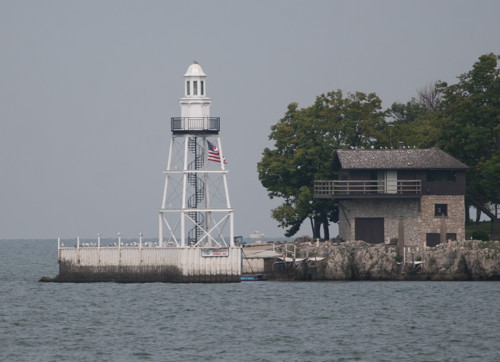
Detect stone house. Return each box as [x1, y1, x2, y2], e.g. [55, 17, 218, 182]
[314, 147, 469, 248]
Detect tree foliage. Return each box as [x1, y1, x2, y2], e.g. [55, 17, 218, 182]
[386, 82, 443, 149]
[387, 54, 499, 208]
[258, 91, 385, 238]
[437, 53, 500, 205]
[387, 99, 425, 124]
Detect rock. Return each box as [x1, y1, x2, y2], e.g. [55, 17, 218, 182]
[291, 239, 500, 281]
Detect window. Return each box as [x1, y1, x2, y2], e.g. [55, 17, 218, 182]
[193, 81, 198, 95]
[427, 171, 456, 182]
[201, 80, 204, 95]
[435, 204, 448, 217]
[426, 233, 439, 247]
[186, 81, 190, 96]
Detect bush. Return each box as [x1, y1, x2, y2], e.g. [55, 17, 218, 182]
[471, 230, 490, 241]
[394, 255, 403, 263]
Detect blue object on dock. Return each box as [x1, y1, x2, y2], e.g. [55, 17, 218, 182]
[241, 275, 269, 281]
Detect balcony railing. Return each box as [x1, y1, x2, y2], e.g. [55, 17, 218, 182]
[171, 117, 220, 133]
[314, 180, 422, 199]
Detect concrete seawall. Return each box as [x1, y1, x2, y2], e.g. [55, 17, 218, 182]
[43, 246, 242, 283]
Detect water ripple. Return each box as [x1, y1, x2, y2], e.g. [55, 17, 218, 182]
[0, 240, 499, 361]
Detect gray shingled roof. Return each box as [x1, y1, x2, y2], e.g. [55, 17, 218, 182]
[335, 147, 469, 170]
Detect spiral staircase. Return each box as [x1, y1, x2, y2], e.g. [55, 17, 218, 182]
[187, 137, 205, 245]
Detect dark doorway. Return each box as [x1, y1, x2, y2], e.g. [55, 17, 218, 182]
[355, 218, 384, 244]
[426, 233, 457, 247]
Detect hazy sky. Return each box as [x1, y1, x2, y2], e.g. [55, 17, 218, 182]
[1, 0, 498, 240]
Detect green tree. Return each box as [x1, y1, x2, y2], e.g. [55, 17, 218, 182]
[386, 83, 442, 149]
[258, 90, 386, 238]
[437, 53, 500, 213]
[387, 110, 442, 149]
[387, 99, 425, 124]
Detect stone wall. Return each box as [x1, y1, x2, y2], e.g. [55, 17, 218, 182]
[338, 199, 420, 246]
[418, 195, 466, 247]
[290, 240, 500, 281]
[338, 196, 466, 248]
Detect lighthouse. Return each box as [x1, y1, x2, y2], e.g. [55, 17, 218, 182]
[51, 62, 241, 283]
[159, 62, 234, 248]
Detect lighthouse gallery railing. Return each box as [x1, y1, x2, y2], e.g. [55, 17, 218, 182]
[171, 117, 220, 132]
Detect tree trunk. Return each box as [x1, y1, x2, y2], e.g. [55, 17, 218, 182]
[322, 216, 330, 240]
[313, 216, 321, 239]
[469, 197, 498, 221]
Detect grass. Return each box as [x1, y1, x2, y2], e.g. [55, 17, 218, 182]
[465, 220, 499, 241]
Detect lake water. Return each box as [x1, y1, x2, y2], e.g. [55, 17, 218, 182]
[1, 239, 499, 361]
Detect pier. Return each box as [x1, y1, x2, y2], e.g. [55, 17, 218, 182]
[52, 237, 241, 283]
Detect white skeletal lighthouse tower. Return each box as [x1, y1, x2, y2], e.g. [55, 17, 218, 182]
[159, 62, 234, 247]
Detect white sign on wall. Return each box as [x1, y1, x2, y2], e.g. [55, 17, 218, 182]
[201, 248, 229, 257]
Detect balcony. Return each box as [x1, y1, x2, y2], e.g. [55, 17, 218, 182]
[171, 117, 220, 134]
[314, 179, 421, 199]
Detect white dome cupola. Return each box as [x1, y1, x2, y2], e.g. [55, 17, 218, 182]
[184, 61, 207, 97]
[180, 61, 211, 119]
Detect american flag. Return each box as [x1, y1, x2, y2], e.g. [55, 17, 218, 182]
[207, 140, 227, 163]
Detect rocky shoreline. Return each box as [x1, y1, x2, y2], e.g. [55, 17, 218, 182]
[273, 239, 500, 281]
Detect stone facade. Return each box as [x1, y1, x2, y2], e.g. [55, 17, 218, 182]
[338, 199, 420, 246]
[418, 195, 465, 248]
[337, 195, 465, 248]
